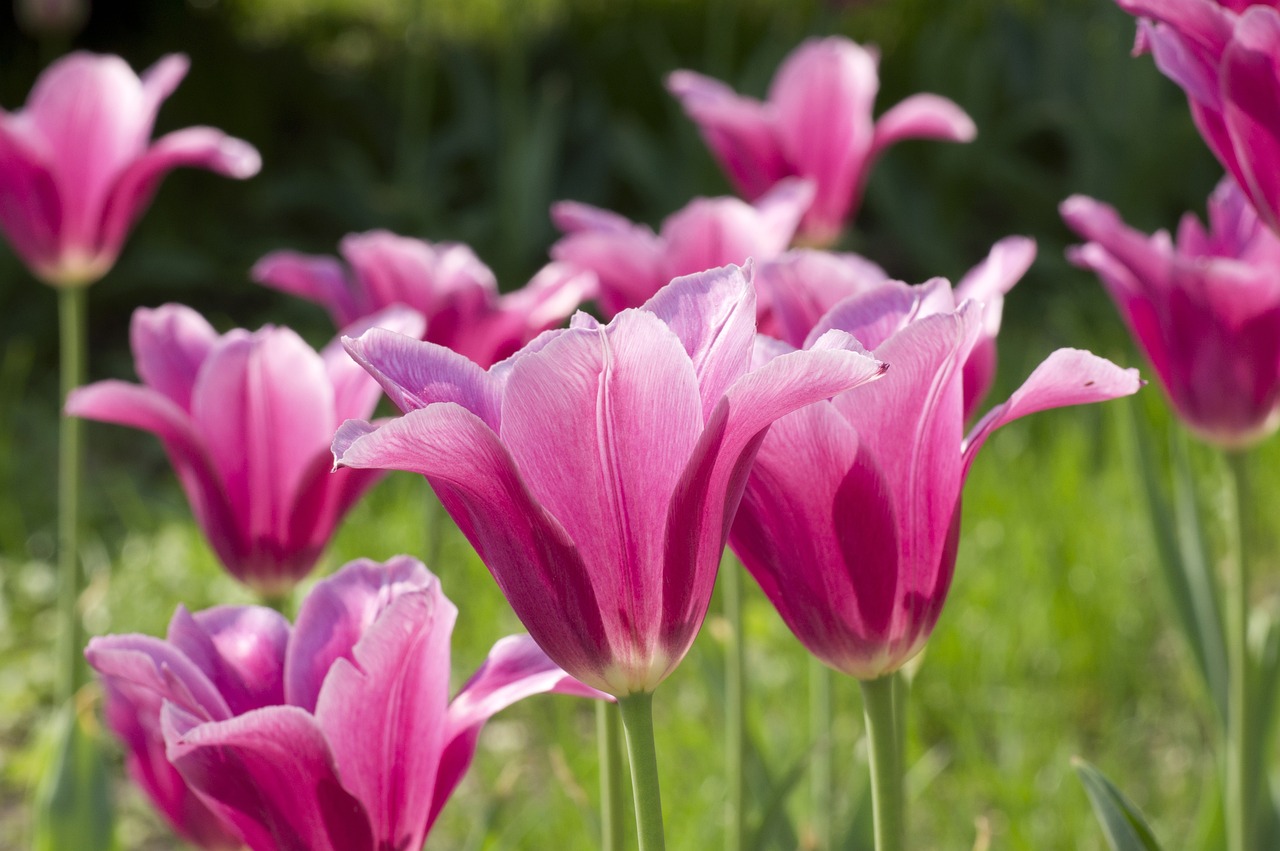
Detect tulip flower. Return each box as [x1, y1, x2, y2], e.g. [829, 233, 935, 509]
[667, 36, 976, 246]
[253, 230, 597, 368]
[0, 52, 260, 287]
[66, 304, 424, 595]
[332, 264, 886, 696]
[85, 555, 607, 851]
[730, 279, 1142, 681]
[754, 236, 1036, 420]
[550, 178, 812, 316]
[1119, 1, 1280, 233]
[1062, 179, 1280, 447]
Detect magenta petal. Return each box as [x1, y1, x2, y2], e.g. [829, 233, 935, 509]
[549, 201, 665, 316]
[342, 327, 500, 427]
[870, 92, 977, 158]
[501, 310, 704, 692]
[252, 250, 362, 328]
[479, 262, 599, 366]
[333, 408, 611, 689]
[85, 635, 233, 723]
[1222, 7, 1280, 234]
[313, 575, 455, 851]
[640, 264, 756, 419]
[753, 250, 889, 346]
[429, 635, 611, 829]
[0, 119, 62, 278]
[324, 306, 427, 424]
[665, 69, 788, 200]
[163, 704, 374, 851]
[167, 605, 290, 715]
[963, 349, 1143, 474]
[130, 303, 219, 413]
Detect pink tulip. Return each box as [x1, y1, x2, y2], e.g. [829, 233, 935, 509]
[730, 280, 1142, 680]
[65, 304, 424, 595]
[1063, 178, 1280, 447]
[753, 236, 1036, 420]
[333, 264, 888, 695]
[667, 36, 976, 246]
[1120, 1, 1280, 233]
[252, 230, 597, 368]
[85, 555, 608, 851]
[0, 52, 260, 287]
[550, 178, 812, 316]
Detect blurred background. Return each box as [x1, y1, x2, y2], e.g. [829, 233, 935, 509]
[0, 0, 1249, 848]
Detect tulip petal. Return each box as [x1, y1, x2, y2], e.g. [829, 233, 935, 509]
[481, 262, 598, 366]
[1222, 7, 1280, 234]
[85, 635, 233, 723]
[429, 634, 611, 829]
[333, 408, 611, 688]
[324, 306, 427, 424]
[167, 605, 290, 716]
[164, 704, 374, 851]
[550, 201, 665, 316]
[806, 278, 955, 352]
[130, 303, 220, 413]
[870, 93, 977, 159]
[753, 249, 888, 346]
[0, 117, 62, 277]
[252, 251, 362, 328]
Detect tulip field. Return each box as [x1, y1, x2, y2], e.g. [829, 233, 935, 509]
[3, 1, 1280, 850]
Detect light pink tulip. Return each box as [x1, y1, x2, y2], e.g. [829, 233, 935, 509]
[333, 264, 887, 695]
[85, 556, 607, 851]
[550, 178, 812, 316]
[667, 37, 976, 245]
[731, 280, 1142, 680]
[252, 230, 597, 368]
[1063, 178, 1280, 447]
[66, 304, 423, 594]
[0, 52, 260, 286]
[753, 237, 1036, 420]
[1120, 1, 1280, 233]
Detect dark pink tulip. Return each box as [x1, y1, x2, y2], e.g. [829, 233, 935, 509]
[252, 230, 596, 368]
[550, 177, 812, 316]
[1063, 179, 1280, 447]
[333, 264, 888, 695]
[731, 281, 1142, 680]
[753, 237, 1035, 420]
[85, 556, 607, 851]
[0, 52, 260, 286]
[1120, 1, 1280, 232]
[667, 37, 976, 245]
[66, 304, 424, 594]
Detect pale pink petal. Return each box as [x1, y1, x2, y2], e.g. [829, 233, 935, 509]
[870, 93, 976, 160]
[753, 249, 888, 345]
[163, 704, 374, 851]
[954, 236, 1036, 418]
[138, 54, 189, 125]
[469, 262, 597, 367]
[805, 278, 955, 352]
[549, 201, 665, 316]
[130, 303, 219, 413]
[323, 306, 427, 424]
[252, 250, 362, 328]
[665, 69, 788, 200]
[166, 605, 290, 715]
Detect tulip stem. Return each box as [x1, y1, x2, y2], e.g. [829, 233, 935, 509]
[809, 657, 833, 849]
[1224, 450, 1254, 851]
[860, 673, 904, 851]
[597, 701, 626, 851]
[57, 286, 87, 702]
[618, 692, 666, 851]
[724, 556, 745, 851]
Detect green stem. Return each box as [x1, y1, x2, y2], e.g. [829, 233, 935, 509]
[618, 692, 666, 851]
[860, 674, 904, 851]
[597, 701, 626, 851]
[809, 657, 832, 850]
[57, 286, 87, 702]
[1224, 450, 1253, 851]
[724, 558, 745, 851]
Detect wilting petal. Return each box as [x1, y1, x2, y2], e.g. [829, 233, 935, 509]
[164, 704, 374, 851]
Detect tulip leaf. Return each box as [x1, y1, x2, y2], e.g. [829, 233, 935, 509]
[32, 701, 116, 851]
[1073, 758, 1163, 851]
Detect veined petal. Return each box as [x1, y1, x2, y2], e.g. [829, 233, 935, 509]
[130, 303, 219, 413]
[962, 349, 1143, 475]
[430, 634, 611, 830]
[640, 264, 756, 420]
[324, 306, 427, 424]
[333, 407, 610, 689]
[163, 704, 374, 851]
[314, 575, 455, 851]
[167, 605, 290, 716]
[252, 250, 363, 328]
[501, 310, 703, 692]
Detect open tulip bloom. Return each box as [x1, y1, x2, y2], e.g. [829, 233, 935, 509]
[66, 303, 424, 595]
[550, 177, 813, 316]
[1062, 178, 1280, 447]
[1119, 0, 1280, 234]
[253, 230, 597, 368]
[667, 36, 976, 246]
[85, 555, 608, 851]
[0, 52, 260, 287]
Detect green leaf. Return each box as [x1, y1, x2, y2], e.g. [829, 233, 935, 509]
[1073, 757, 1163, 851]
[32, 700, 116, 851]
